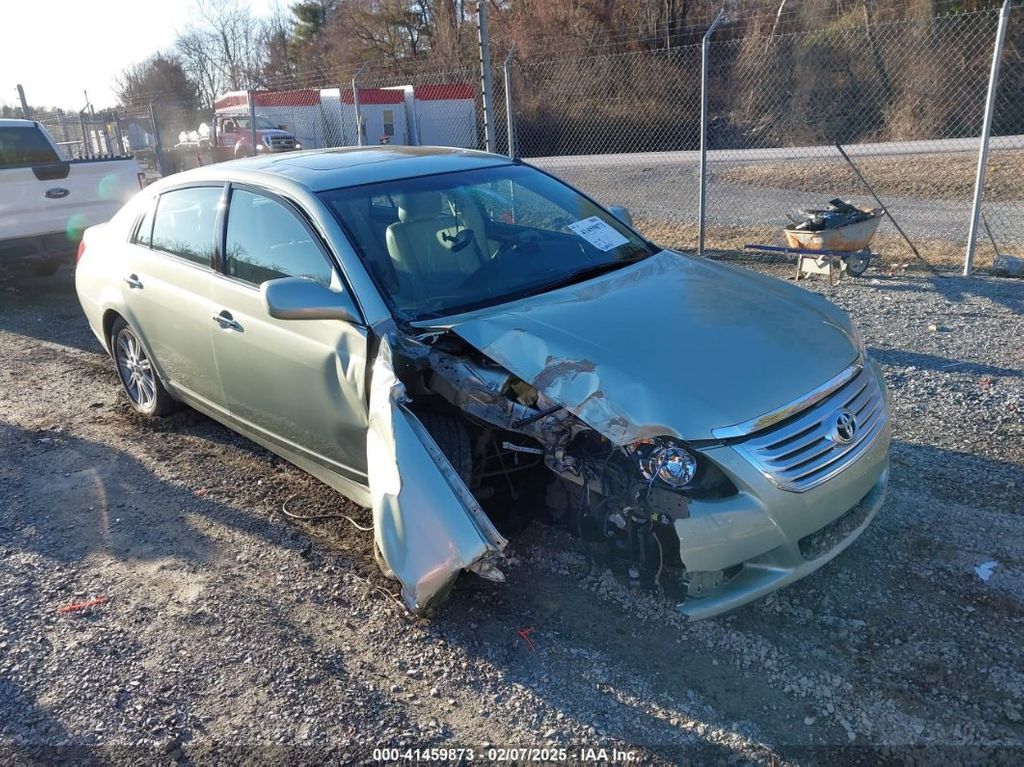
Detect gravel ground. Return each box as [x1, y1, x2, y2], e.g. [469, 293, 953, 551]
[1, 261, 1022, 763]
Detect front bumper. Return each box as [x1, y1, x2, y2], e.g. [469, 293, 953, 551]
[674, 362, 891, 620]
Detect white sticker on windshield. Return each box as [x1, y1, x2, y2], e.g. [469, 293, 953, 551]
[567, 216, 630, 252]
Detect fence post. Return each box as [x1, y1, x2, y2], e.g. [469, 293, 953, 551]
[149, 100, 167, 176]
[17, 84, 31, 118]
[352, 63, 369, 147]
[964, 0, 1012, 276]
[503, 46, 516, 157]
[477, 1, 495, 153]
[248, 90, 258, 157]
[79, 109, 89, 157]
[698, 8, 726, 257]
[113, 115, 126, 156]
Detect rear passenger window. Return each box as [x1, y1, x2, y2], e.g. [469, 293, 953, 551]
[151, 187, 222, 266]
[132, 201, 155, 247]
[225, 189, 332, 287]
[0, 126, 60, 167]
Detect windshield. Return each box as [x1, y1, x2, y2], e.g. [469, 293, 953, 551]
[228, 116, 279, 131]
[320, 164, 653, 321]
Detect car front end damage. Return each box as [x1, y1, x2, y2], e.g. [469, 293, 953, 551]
[369, 252, 891, 618]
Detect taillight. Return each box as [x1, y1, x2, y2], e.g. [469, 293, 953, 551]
[76, 239, 87, 265]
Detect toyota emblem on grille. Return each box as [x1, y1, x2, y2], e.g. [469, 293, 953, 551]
[832, 409, 857, 444]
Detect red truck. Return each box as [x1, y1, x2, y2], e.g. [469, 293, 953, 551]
[211, 113, 300, 161]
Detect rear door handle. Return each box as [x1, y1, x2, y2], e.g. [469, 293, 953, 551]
[212, 310, 242, 332]
[124, 274, 143, 289]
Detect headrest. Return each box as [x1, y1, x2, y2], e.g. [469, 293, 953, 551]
[396, 191, 442, 222]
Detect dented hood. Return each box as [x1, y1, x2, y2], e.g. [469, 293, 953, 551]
[437, 250, 859, 444]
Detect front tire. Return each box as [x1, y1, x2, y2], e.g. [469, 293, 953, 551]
[110, 318, 176, 417]
[415, 410, 473, 485]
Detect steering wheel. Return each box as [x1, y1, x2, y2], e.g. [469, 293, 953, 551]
[441, 228, 475, 253]
[492, 230, 543, 261]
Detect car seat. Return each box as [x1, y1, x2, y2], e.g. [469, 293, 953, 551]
[385, 191, 485, 303]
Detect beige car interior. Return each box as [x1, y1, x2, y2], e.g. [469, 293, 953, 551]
[384, 190, 492, 303]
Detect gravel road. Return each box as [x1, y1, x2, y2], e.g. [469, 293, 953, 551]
[1, 261, 1022, 763]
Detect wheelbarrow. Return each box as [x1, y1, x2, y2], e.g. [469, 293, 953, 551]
[744, 243, 875, 284]
[783, 206, 883, 254]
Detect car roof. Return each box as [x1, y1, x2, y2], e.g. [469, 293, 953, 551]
[165, 146, 515, 193]
[0, 118, 37, 128]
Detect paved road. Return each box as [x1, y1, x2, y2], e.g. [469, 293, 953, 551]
[528, 135, 1024, 168]
[529, 137, 1024, 256]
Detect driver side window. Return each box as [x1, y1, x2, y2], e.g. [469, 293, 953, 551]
[224, 189, 334, 287]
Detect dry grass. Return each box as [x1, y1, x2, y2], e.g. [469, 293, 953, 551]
[635, 218, 996, 271]
[712, 151, 1024, 204]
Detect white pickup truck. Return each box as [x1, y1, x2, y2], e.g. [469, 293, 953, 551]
[0, 119, 144, 275]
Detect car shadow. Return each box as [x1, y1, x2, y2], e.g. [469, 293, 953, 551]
[0, 265, 100, 353]
[0, 421, 306, 567]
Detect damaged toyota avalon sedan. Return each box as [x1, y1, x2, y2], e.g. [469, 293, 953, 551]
[75, 146, 890, 619]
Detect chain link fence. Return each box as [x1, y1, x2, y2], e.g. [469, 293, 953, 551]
[126, 4, 1021, 274]
[515, 6, 1022, 272]
[699, 8, 1016, 271]
[36, 111, 135, 160]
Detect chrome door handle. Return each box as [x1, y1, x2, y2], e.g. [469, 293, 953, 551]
[212, 311, 242, 331]
[124, 274, 143, 289]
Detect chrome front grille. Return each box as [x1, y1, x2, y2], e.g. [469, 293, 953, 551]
[268, 136, 296, 151]
[734, 365, 888, 493]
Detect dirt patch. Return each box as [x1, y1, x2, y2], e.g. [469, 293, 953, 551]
[713, 150, 1024, 205]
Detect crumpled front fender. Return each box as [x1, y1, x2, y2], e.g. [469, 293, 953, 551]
[368, 336, 506, 612]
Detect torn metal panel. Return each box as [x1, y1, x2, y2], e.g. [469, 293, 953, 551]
[368, 335, 506, 612]
[432, 251, 860, 444]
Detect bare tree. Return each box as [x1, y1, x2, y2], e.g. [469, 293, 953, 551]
[175, 0, 268, 106]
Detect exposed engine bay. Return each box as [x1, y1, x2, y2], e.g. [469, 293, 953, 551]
[389, 330, 738, 598]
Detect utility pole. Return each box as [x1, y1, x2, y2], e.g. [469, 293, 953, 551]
[477, 1, 495, 153]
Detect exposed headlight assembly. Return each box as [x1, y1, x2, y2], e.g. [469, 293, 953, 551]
[633, 439, 698, 488]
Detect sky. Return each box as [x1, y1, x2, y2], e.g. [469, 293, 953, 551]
[1, 0, 279, 112]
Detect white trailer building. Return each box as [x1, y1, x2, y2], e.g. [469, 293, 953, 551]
[213, 83, 479, 151]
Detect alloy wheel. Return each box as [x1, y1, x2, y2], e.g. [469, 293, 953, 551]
[115, 328, 156, 409]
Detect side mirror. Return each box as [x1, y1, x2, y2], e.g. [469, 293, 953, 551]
[608, 205, 633, 227]
[262, 277, 360, 323]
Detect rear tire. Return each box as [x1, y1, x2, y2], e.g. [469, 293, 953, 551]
[110, 318, 177, 417]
